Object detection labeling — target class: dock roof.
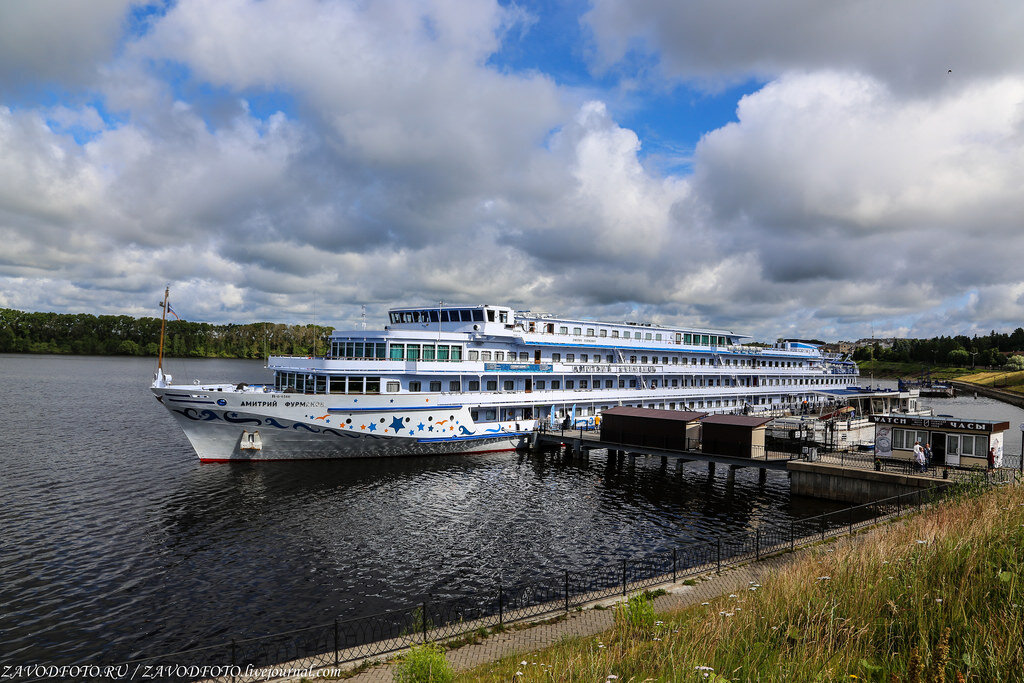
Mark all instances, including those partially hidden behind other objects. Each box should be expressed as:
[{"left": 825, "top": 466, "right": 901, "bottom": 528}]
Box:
[
  {"left": 601, "top": 407, "right": 707, "bottom": 422},
  {"left": 699, "top": 414, "right": 774, "bottom": 427}
]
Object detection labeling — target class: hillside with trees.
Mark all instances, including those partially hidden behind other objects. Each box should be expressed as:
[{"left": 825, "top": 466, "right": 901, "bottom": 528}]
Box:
[
  {"left": 0, "top": 308, "right": 331, "bottom": 359},
  {"left": 851, "top": 329, "right": 1024, "bottom": 368}
]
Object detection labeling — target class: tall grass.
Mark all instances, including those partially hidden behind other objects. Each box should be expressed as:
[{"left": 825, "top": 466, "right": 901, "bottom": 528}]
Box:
[{"left": 462, "top": 483, "right": 1024, "bottom": 681}]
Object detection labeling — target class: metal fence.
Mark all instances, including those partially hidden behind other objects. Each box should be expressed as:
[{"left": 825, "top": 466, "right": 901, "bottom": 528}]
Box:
[{"left": 69, "top": 477, "right": 1001, "bottom": 683}]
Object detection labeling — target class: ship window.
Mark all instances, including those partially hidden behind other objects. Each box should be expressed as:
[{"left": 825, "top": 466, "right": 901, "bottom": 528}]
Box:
[
  {"left": 552, "top": 380, "right": 561, "bottom": 390},
  {"left": 618, "top": 379, "right": 625, "bottom": 388},
  {"left": 567, "top": 354, "right": 575, "bottom": 362},
  {"left": 481, "top": 351, "right": 492, "bottom": 361},
  {"left": 315, "top": 375, "right": 327, "bottom": 393},
  {"left": 566, "top": 380, "right": 575, "bottom": 389},
  {"left": 390, "top": 344, "right": 404, "bottom": 360},
  {"left": 487, "top": 309, "right": 495, "bottom": 322},
  {"left": 409, "top": 381, "right": 421, "bottom": 392},
  {"left": 406, "top": 345, "right": 420, "bottom": 361},
  {"left": 449, "top": 381, "right": 460, "bottom": 392},
  {"left": 365, "top": 377, "right": 380, "bottom": 393},
  {"left": 422, "top": 345, "right": 436, "bottom": 361},
  {"left": 629, "top": 379, "right": 637, "bottom": 387},
  {"left": 606, "top": 355, "right": 613, "bottom": 363},
  {"left": 623, "top": 331, "right": 630, "bottom": 339},
  {"left": 486, "top": 380, "right": 497, "bottom": 391},
  {"left": 650, "top": 380, "right": 657, "bottom": 388},
  {"left": 606, "top": 379, "right": 613, "bottom": 388},
  {"left": 536, "top": 380, "right": 546, "bottom": 389},
  {"left": 499, "top": 311, "right": 508, "bottom": 323},
  {"left": 586, "top": 328, "right": 595, "bottom": 336},
  {"left": 469, "top": 380, "right": 480, "bottom": 391},
  {"left": 472, "top": 310, "right": 484, "bottom": 322},
  {"left": 645, "top": 333, "right": 652, "bottom": 340},
  {"left": 430, "top": 381, "right": 441, "bottom": 392},
  {"left": 629, "top": 356, "right": 637, "bottom": 363},
  {"left": 495, "top": 351, "right": 504, "bottom": 361},
  {"left": 599, "top": 329, "right": 607, "bottom": 337},
  {"left": 469, "top": 350, "right": 479, "bottom": 361},
  {"left": 573, "top": 327, "right": 582, "bottom": 335},
  {"left": 672, "top": 379, "right": 679, "bottom": 387},
  {"left": 581, "top": 354, "right": 588, "bottom": 362},
  {"left": 651, "top": 356, "right": 657, "bottom": 364},
  {"left": 545, "top": 323, "right": 554, "bottom": 333},
  {"left": 684, "top": 333, "right": 692, "bottom": 344},
  {"left": 579, "top": 379, "right": 588, "bottom": 388},
  {"left": 349, "top": 377, "right": 364, "bottom": 393},
  {"left": 386, "top": 381, "right": 400, "bottom": 392},
  {"left": 700, "top": 358, "right": 706, "bottom": 365},
  {"left": 329, "top": 376, "right": 345, "bottom": 393},
  {"left": 552, "top": 353, "right": 561, "bottom": 362},
  {"left": 434, "top": 345, "right": 448, "bottom": 361},
  {"left": 702, "top": 335, "right": 710, "bottom": 345},
  {"left": 611, "top": 330, "right": 619, "bottom": 338},
  {"left": 503, "top": 380, "right": 514, "bottom": 390},
  {"left": 641, "top": 356, "right": 648, "bottom": 363},
  {"left": 451, "top": 346, "right": 462, "bottom": 360},
  {"left": 519, "top": 352, "right": 529, "bottom": 361}
]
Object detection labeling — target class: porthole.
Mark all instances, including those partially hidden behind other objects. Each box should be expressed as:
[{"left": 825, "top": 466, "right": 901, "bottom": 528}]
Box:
[
  {"left": 379, "top": 418, "right": 385, "bottom": 423},
  {"left": 346, "top": 419, "right": 352, "bottom": 424}
]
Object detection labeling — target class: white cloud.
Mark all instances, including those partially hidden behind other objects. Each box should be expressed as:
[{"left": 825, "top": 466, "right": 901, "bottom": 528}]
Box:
[{"left": 584, "top": 0, "right": 1024, "bottom": 93}]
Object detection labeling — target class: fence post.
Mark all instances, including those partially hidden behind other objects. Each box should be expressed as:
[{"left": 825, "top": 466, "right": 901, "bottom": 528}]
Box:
[
  {"left": 334, "top": 618, "right": 339, "bottom": 667},
  {"left": 564, "top": 569, "right": 570, "bottom": 612},
  {"left": 622, "top": 559, "right": 627, "bottom": 596},
  {"left": 790, "top": 521, "right": 795, "bottom": 552},
  {"left": 820, "top": 516, "right": 825, "bottom": 542},
  {"left": 498, "top": 580, "right": 503, "bottom": 627},
  {"left": 716, "top": 538, "right": 721, "bottom": 574},
  {"left": 756, "top": 530, "right": 761, "bottom": 561},
  {"left": 672, "top": 549, "right": 677, "bottom": 583},
  {"left": 421, "top": 602, "right": 428, "bottom": 644},
  {"left": 848, "top": 506, "right": 853, "bottom": 536}
]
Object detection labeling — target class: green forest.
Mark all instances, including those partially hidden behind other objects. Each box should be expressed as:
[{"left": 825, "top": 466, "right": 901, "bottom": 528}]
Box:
[
  {"left": 851, "top": 328, "right": 1024, "bottom": 368},
  {"left": 0, "top": 308, "right": 332, "bottom": 359}
]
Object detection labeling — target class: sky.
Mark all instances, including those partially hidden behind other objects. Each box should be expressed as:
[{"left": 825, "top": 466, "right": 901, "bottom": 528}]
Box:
[{"left": 2, "top": 0, "right": 1024, "bottom": 342}]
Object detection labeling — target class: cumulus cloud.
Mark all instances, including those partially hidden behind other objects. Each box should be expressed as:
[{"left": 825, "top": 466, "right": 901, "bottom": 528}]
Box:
[
  {"left": 0, "top": 0, "right": 137, "bottom": 92},
  {"left": 584, "top": 0, "right": 1024, "bottom": 93}
]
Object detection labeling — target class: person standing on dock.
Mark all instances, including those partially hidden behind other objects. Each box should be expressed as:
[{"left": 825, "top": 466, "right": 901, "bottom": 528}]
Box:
[
  {"left": 914, "top": 441, "right": 926, "bottom": 472},
  {"left": 924, "top": 442, "right": 933, "bottom": 468}
]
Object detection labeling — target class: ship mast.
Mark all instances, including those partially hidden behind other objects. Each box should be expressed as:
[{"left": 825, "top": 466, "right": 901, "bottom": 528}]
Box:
[{"left": 157, "top": 285, "right": 169, "bottom": 378}]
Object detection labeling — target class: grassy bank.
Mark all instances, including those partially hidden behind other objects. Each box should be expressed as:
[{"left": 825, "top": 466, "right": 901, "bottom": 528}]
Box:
[
  {"left": 855, "top": 360, "right": 990, "bottom": 381},
  {"left": 953, "top": 370, "right": 1024, "bottom": 397},
  {"left": 463, "top": 482, "right": 1024, "bottom": 681}
]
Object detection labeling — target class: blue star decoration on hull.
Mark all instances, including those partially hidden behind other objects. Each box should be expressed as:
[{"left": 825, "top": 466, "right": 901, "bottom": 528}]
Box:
[
  {"left": 390, "top": 416, "right": 405, "bottom": 433},
  {"left": 368, "top": 423, "right": 377, "bottom": 432}
]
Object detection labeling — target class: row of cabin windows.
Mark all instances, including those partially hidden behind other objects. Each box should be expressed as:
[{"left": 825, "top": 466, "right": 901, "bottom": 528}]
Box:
[
  {"left": 331, "top": 341, "right": 387, "bottom": 359},
  {"left": 542, "top": 325, "right": 729, "bottom": 347},
  {"left": 276, "top": 372, "right": 381, "bottom": 394},
  {"left": 390, "top": 309, "right": 486, "bottom": 324},
  {"left": 892, "top": 429, "right": 988, "bottom": 457},
  {"left": 551, "top": 393, "right": 824, "bottom": 417},
  {"left": 388, "top": 344, "right": 463, "bottom": 361},
  {"left": 277, "top": 372, "right": 848, "bottom": 395},
  {"left": 465, "top": 349, "right": 805, "bottom": 368}
]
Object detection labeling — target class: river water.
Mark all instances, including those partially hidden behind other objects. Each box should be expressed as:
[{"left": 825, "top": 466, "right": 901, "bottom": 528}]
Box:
[{"left": 2, "top": 355, "right": 1021, "bottom": 667}]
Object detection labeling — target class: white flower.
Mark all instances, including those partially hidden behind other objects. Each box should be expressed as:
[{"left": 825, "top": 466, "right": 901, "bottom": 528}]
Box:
[
  {"left": 701, "top": 602, "right": 710, "bottom": 606},
  {"left": 607, "top": 675, "right": 618, "bottom": 680},
  {"left": 515, "top": 672, "right": 523, "bottom": 677},
  {"left": 695, "top": 666, "right": 715, "bottom": 671},
  {"left": 817, "top": 576, "right": 831, "bottom": 581},
  {"left": 729, "top": 594, "right": 738, "bottom": 598},
  {"left": 936, "top": 598, "right": 943, "bottom": 603},
  {"left": 520, "top": 661, "right": 527, "bottom": 666},
  {"left": 916, "top": 540, "right": 927, "bottom": 545}
]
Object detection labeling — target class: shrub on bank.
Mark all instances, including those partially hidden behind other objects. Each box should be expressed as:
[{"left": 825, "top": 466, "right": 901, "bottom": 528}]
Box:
[{"left": 393, "top": 643, "right": 454, "bottom": 683}]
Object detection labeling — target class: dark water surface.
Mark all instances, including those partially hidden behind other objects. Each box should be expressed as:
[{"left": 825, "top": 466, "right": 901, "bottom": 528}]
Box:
[{"left": 2, "top": 355, "right": 1018, "bottom": 667}]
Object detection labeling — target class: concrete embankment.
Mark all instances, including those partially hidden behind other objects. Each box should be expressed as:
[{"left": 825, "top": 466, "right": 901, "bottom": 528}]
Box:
[{"left": 949, "top": 380, "right": 1024, "bottom": 409}]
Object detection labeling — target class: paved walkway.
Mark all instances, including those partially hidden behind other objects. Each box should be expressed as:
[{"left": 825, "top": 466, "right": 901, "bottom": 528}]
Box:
[{"left": 329, "top": 552, "right": 799, "bottom": 682}]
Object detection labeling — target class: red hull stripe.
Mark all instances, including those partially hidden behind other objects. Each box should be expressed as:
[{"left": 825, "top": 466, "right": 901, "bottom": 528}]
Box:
[{"left": 198, "top": 447, "right": 519, "bottom": 463}]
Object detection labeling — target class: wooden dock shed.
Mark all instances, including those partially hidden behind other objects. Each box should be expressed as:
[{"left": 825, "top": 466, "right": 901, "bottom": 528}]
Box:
[
  {"left": 700, "top": 415, "right": 773, "bottom": 459},
  {"left": 599, "top": 407, "right": 706, "bottom": 451},
  {"left": 870, "top": 414, "right": 1009, "bottom": 468}
]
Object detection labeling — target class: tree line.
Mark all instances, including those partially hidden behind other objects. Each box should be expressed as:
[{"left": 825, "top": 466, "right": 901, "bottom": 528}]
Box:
[
  {"left": 851, "top": 328, "right": 1024, "bottom": 369},
  {"left": 0, "top": 308, "right": 332, "bottom": 359}
]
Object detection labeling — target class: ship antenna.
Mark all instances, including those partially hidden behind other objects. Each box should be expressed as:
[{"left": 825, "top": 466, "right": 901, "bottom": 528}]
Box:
[
  {"left": 361, "top": 304, "right": 367, "bottom": 331},
  {"left": 313, "top": 290, "right": 318, "bottom": 358},
  {"left": 438, "top": 300, "right": 444, "bottom": 343}
]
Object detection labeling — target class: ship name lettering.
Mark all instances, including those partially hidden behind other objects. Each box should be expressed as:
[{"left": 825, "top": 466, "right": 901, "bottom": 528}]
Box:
[
  {"left": 240, "top": 400, "right": 278, "bottom": 407},
  {"left": 284, "top": 401, "right": 325, "bottom": 408}
]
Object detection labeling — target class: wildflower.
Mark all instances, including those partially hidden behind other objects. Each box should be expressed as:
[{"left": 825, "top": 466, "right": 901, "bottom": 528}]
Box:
[
  {"left": 750, "top": 587, "right": 758, "bottom": 591},
  {"left": 695, "top": 666, "right": 714, "bottom": 671},
  {"left": 520, "top": 661, "right": 527, "bottom": 666},
  {"left": 817, "top": 576, "right": 831, "bottom": 581},
  {"left": 916, "top": 540, "right": 927, "bottom": 545},
  {"left": 701, "top": 602, "right": 709, "bottom": 606},
  {"left": 598, "top": 644, "right": 605, "bottom": 648},
  {"left": 515, "top": 672, "right": 523, "bottom": 677},
  {"left": 729, "top": 594, "right": 738, "bottom": 598},
  {"left": 607, "top": 675, "right": 618, "bottom": 680},
  {"left": 936, "top": 598, "right": 943, "bottom": 603},
  {"left": 655, "top": 620, "right": 664, "bottom": 625},
  {"left": 882, "top": 560, "right": 889, "bottom": 565}
]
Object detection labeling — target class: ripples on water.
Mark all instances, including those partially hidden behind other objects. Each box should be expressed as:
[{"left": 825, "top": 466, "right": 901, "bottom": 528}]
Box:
[{"left": 4, "top": 356, "right": 1020, "bottom": 666}]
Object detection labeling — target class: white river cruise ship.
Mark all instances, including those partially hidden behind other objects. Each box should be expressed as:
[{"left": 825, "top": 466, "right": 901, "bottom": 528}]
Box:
[{"left": 152, "top": 304, "right": 859, "bottom": 462}]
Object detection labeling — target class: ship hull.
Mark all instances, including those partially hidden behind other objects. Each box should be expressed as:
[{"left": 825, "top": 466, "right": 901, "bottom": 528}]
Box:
[{"left": 154, "top": 386, "right": 529, "bottom": 462}]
